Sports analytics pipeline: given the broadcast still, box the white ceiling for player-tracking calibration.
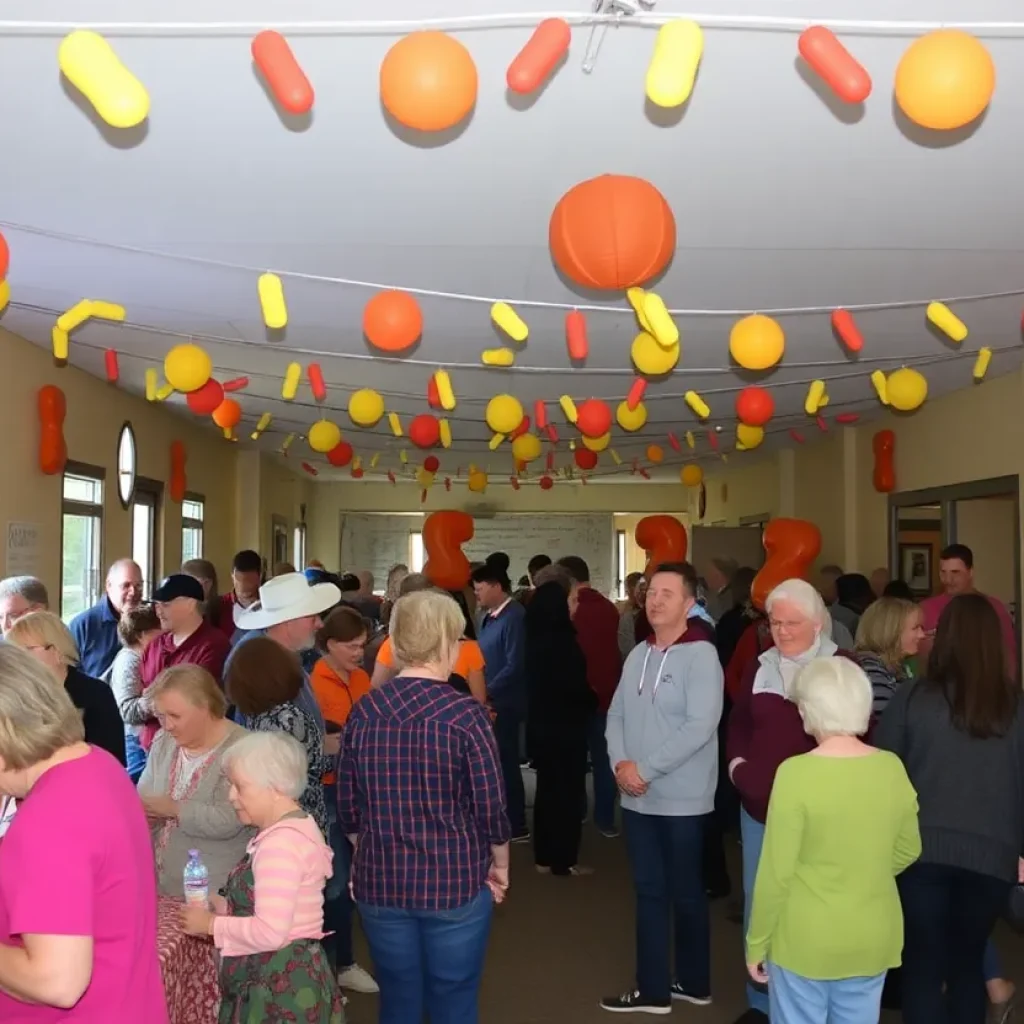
[1,0,1023,483]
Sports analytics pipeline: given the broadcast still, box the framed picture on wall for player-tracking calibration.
[899,543,933,595]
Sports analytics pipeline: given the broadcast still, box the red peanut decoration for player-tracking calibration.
[169,440,187,503]
[423,510,475,590]
[635,515,688,578]
[38,385,68,475]
[798,27,872,104]
[308,363,326,402]
[251,31,314,115]
[565,309,589,361]
[104,349,120,383]
[873,429,896,494]
[831,308,864,353]
[751,519,822,610]
[506,18,571,95]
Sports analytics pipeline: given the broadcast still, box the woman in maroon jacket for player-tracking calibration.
[725,578,853,1024]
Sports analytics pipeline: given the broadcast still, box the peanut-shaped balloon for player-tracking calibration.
[423,510,475,590]
[751,518,822,610]
[38,385,68,475]
[635,515,688,577]
[872,430,896,494]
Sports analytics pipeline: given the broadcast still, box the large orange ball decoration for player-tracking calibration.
[549,175,676,291]
[363,290,423,353]
[895,31,995,131]
[408,413,440,449]
[735,386,775,427]
[380,32,478,132]
[575,399,612,438]
[212,398,242,430]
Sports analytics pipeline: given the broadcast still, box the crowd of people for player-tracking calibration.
[0,539,1019,1024]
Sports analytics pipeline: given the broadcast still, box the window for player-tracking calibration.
[409,531,424,572]
[61,465,104,621]
[615,529,627,600]
[181,494,204,562]
[293,523,307,569]
[132,479,162,599]
[116,421,137,509]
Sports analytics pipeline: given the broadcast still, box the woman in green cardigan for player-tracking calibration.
[745,656,921,1024]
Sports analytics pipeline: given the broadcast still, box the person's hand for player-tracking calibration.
[141,794,179,820]
[180,904,215,937]
[323,732,341,757]
[487,862,509,904]
[615,761,648,796]
[747,961,769,985]
[210,894,229,915]
[727,757,746,783]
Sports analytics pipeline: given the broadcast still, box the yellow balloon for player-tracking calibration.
[631,332,680,376]
[348,388,385,428]
[736,423,765,449]
[886,368,928,412]
[681,463,703,487]
[308,420,342,453]
[646,444,665,464]
[616,401,648,432]
[511,432,542,463]
[582,431,611,453]
[729,315,785,371]
[895,30,995,131]
[163,343,212,393]
[485,394,524,435]
[468,469,488,493]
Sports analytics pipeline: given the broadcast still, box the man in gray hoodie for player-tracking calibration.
[600,562,724,1016]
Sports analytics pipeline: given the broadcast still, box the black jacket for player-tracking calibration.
[65,665,127,766]
[525,582,597,728]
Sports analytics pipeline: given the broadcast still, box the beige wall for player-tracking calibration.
[956,497,1017,607]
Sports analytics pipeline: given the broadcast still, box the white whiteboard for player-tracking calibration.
[338,513,616,595]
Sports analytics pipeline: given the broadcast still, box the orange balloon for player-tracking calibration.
[212,398,242,430]
[549,175,676,291]
[423,509,475,590]
[646,444,665,464]
[635,515,688,577]
[750,518,822,610]
[380,32,478,132]
[363,290,424,352]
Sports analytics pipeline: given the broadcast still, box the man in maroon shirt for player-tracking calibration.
[557,556,623,837]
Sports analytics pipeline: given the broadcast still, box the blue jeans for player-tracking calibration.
[587,711,617,831]
[125,731,147,784]
[768,963,886,1023]
[741,808,770,1014]
[323,783,354,968]
[359,887,493,1024]
[492,709,526,836]
[983,938,1001,982]
[622,809,710,1002]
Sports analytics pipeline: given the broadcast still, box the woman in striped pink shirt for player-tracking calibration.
[180,730,345,1023]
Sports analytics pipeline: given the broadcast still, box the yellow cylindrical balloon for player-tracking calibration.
[616,400,648,432]
[58,31,150,129]
[646,21,704,109]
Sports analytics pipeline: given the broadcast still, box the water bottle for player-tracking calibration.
[183,849,209,906]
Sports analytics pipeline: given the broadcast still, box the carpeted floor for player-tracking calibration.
[343,822,1021,1023]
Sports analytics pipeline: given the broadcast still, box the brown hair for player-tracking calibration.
[926,593,1018,738]
[117,603,162,647]
[225,636,303,717]
[149,664,227,719]
[315,605,369,651]
[855,597,918,669]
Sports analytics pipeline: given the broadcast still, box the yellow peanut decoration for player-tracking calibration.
[281,362,301,400]
[439,419,452,448]
[684,391,710,419]
[258,273,287,329]
[434,370,456,410]
[642,291,679,348]
[870,370,889,405]
[388,412,403,437]
[491,302,529,342]
[59,31,150,129]
[559,395,578,424]
[926,301,967,343]
[481,348,515,367]
[973,347,992,381]
[646,21,704,108]
[805,380,827,415]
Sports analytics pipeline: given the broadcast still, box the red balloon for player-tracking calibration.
[409,414,440,449]
[574,448,598,470]
[539,475,554,490]
[0,230,9,280]
[735,386,775,427]
[351,466,365,479]
[327,440,354,467]
[575,399,611,438]
[423,510,475,589]
[186,378,224,416]
[423,455,440,473]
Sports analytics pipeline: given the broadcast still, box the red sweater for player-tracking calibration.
[726,649,854,823]
[573,587,623,713]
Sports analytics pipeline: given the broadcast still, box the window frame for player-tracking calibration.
[131,476,163,599]
[181,491,205,562]
[60,461,106,620]
[615,528,627,600]
[293,522,307,569]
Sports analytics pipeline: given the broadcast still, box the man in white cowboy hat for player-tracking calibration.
[227,571,341,730]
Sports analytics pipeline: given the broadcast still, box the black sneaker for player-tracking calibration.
[671,983,712,1005]
[600,990,671,1015]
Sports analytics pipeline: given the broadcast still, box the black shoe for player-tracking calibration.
[731,1011,769,1024]
[671,983,711,1005]
[599,990,671,1015]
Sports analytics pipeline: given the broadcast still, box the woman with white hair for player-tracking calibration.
[180,730,343,1023]
[726,577,855,1024]
[746,657,920,1023]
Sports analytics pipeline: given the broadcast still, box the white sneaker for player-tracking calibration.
[338,963,379,993]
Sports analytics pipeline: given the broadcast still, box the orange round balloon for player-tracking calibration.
[212,398,242,430]
[549,175,676,291]
[895,30,995,131]
[363,290,424,352]
[380,32,478,132]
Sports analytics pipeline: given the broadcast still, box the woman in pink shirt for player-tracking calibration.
[0,644,167,1022]
[181,730,343,1023]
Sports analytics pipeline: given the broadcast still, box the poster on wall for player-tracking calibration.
[5,522,40,577]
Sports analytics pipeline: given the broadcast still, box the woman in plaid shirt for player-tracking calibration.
[338,589,511,1024]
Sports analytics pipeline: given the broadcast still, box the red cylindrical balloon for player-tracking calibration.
[798,26,872,104]
[735,386,775,427]
[423,455,440,473]
[575,399,611,438]
[409,413,441,449]
[251,30,315,115]
[327,441,353,467]
[574,448,598,471]
[187,378,224,415]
